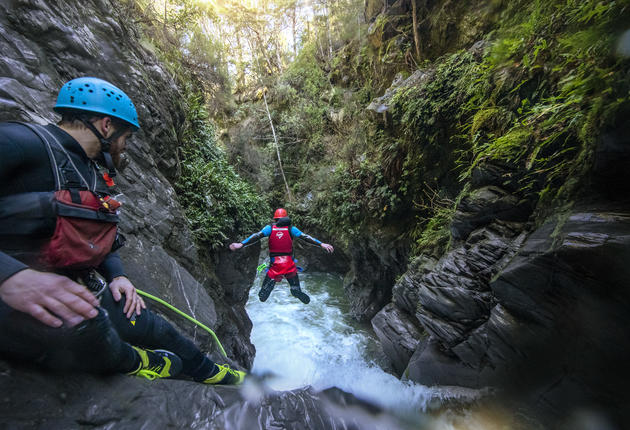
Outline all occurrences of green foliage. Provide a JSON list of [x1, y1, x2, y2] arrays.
[[175, 87, 269, 248], [282, 43, 329, 99], [391, 51, 484, 145], [412, 205, 455, 256], [122, 0, 231, 113], [220, 0, 630, 257], [459, 0, 630, 210], [122, 0, 268, 248]]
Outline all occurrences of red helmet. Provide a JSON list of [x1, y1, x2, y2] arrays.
[[273, 208, 288, 219]]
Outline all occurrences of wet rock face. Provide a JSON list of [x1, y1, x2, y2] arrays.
[[450, 186, 531, 241], [0, 0, 255, 367], [414, 222, 527, 347], [373, 155, 630, 423], [344, 229, 410, 322], [0, 360, 412, 430], [371, 303, 425, 376]]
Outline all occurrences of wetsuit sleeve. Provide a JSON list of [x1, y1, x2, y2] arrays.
[[0, 252, 28, 285], [0, 126, 31, 284], [291, 226, 322, 245], [97, 252, 127, 282], [241, 225, 272, 245]]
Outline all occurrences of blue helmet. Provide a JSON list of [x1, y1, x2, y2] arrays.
[[54, 77, 140, 130]]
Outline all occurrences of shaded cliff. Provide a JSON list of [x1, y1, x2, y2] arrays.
[[365, 1, 630, 425], [374, 149, 630, 426]]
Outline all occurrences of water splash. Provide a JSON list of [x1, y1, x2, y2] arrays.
[[246, 271, 437, 415]]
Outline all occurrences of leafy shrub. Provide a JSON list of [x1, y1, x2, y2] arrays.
[[176, 88, 269, 248]]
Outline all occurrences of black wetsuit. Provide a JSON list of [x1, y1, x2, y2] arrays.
[[0, 122, 215, 379]]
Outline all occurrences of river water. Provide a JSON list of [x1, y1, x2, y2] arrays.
[[245, 270, 446, 416]]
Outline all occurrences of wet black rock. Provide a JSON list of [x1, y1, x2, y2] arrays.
[[344, 228, 410, 322], [394, 206, 630, 424], [371, 303, 425, 376], [450, 186, 531, 241], [392, 255, 438, 316], [374, 144, 630, 425], [414, 222, 527, 347], [0, 360, 415, 430]]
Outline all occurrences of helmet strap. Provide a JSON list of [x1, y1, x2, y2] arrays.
[[79, 117, 125, 178]]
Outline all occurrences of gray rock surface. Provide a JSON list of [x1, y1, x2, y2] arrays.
[[371, 303, 425, 376], [343, 227, 410, 322], [0, 360, 413, 430], [450, 186, 531, 241], [414, 221, 527, 347], [374, 148, 630, 425]]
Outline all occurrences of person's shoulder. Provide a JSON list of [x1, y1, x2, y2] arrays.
[[0, 121, 41, 149], [0, 121, 28, 137]]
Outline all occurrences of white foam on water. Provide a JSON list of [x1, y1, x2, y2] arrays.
[[246, 270, 437, 414]]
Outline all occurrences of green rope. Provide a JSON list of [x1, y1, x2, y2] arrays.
[[256, 261, 269, 273], [136, 289, 227, 358]]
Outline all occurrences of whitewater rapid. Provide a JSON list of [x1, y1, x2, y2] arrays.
[[246, 270, 440, 414]]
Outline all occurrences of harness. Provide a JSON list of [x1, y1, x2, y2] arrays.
[[0, 123, 121, 271]]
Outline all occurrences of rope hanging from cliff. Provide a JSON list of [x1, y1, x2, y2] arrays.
[[136, 289, 228, 358]]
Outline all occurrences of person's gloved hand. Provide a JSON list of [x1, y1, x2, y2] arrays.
[[321, 243, 334, 253], [0, 269, 99, 327], [109, 276, 145, 319], [229, 242, 243, 251]]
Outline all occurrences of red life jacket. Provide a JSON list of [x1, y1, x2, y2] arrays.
[[269, 224, 293, 255]]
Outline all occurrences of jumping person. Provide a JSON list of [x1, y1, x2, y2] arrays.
[[0, 77, 244, 385], [229, 208, 334, 304]]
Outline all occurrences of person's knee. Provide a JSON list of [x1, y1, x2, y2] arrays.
[[287, 274, 300, 288], [48, 308, 126, 372]]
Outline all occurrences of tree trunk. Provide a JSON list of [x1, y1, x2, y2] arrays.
[[412, 0, 421, 59], [291, 4, 297, 57], [324, 0, 333, 60], [250, 27, 275, 74], [275, 36, 283, 73]]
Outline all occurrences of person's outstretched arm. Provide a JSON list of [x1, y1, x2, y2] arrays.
[[291, 227, 334, 253], [229, 225, 271, 251]]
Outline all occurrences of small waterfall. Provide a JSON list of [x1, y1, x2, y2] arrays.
[[246, 270, 441, 415]]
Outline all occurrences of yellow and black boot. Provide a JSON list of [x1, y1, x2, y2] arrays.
[[202, 364, 246, 385], [127, 346, 183, 380]]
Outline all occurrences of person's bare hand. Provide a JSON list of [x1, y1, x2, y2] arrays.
[[229, 242, 243, 251], [321, 243, 334, 253], [0, 269, 99, 328], [109, 276, 145, 319]]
